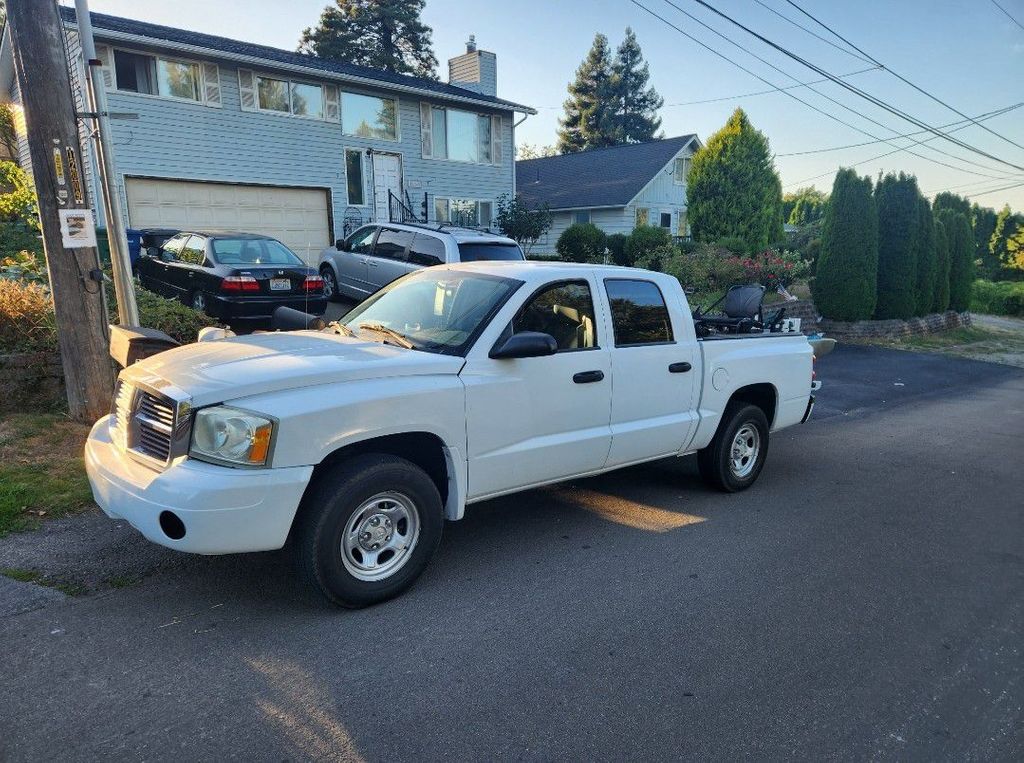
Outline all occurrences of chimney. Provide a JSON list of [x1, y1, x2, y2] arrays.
[[448, 35, 497, 97]]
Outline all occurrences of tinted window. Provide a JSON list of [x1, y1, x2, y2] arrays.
[[212, 238, 304, 266], [511, 281, 597, 351], [179, 236, 206, 266], [409, 234, 446, 267], [347, 227, 376, 255], [605, 279, 674, 346], [458, 242, 524, 262], [373, 229, 413, 261]]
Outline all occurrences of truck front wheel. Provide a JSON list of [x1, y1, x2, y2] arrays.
[[293, 454, 444, 607], [697, 403, 770, 492]]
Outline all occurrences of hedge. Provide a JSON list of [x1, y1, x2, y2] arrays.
[[556, 223, 606, 263]]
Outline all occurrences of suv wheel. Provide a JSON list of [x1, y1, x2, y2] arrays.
[[320, 267, 340, 302]]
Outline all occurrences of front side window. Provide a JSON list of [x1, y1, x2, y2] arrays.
[[347, 226, 377, 254], [373, 229, 413, 261], [605, 279, 674, 346], [345, 150, 365, 205], [342, 92, 398, 140], [161, 233, 188, 256], [511, 281, 597, 351], [179, 236, 206, 266]]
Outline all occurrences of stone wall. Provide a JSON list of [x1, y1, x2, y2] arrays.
[[818, 311, 971, 340], [0, 352, 65, 413], [772, 299, 820, 332]]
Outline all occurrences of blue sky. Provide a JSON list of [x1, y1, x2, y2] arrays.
[[83, 0, 1024, 210]]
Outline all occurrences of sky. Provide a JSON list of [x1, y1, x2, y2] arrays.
[[79, 0, 1024, 211]]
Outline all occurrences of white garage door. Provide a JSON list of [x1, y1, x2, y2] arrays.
[[125, 178, 330, 264]]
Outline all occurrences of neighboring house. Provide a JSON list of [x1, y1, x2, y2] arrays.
[[0, 10, 534, 262], [515, 135, 701, 254]]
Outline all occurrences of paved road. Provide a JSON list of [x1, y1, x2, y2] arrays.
[[1, 347, 1022, 761]]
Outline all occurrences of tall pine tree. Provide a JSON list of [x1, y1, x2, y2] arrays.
[[932, 217, 951, 313], [913, 195, 937, 316], [299, 0, 438, 78], [557, 34, 617, 153], [947, 212, 975, 311], [874, 172, 919, 319], [971, 204, 1000, 278], [611, 28, 663, 144]]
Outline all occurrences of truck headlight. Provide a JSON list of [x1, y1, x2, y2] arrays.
[[190, 406, 275, 467]]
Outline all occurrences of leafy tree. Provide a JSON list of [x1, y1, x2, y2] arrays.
[[971, 204, 999, 278], [938, 211, 973, 311], [874, 172, 919, 319], [610, 28, 663, 144], [516, 143, 557, 160], [0, 105, 16, 166], [557, 34, 617, 153], [1005, 225, 1024, 271], [556, 223, 607, 263], [783, 187, 828, 226], [812, 168, 877, 320], [687, 108, 784, 252], [606, 233, 629, 265], [932, 217, 950, 312], [299, 0, 437, 78], [494, 193, 552, 257], [913, 195, 936, 316], [623, 225, 671, 266], [0, 161, 37, 228], [990, 204, 1023, 271]]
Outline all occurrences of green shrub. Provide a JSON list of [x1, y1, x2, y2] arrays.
[[113, 282, 221, 344], [942, 211, 975, 312], [971, 280, 1024, 316], [677, 239, 699, 255], [646, 243, 745, 301], [1, 249, 48, 283], [0, 279, 56, 353], [0, 222, 43, 261], [606, 233, 629, 266], [556, 223, 607, 263], [624, 226, 671, 266], [737, 249, 810, 289], [874, 172, 919, 319], [714, 236, 749, 255]]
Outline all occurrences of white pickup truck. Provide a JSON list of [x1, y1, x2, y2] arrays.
[[86, 262, 816, 607]]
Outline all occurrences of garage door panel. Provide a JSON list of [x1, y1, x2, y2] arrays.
[[126, 178, 329, 265]]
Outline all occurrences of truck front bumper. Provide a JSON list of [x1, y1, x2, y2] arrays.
[[85, 415, 313, 554]]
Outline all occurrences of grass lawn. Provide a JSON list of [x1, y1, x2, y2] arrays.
[[853, 323, 1024, 368], [0, 412, 94, 537]]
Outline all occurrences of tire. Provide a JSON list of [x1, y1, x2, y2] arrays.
[[697, 403, 770, 493], [320, 266, 341, 302], [189, 290, 207, 314], [293, 454, 444, 607]]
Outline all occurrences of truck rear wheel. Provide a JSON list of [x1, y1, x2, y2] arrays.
[[697, 403, 769, 493], [293, 454, 444, 607]]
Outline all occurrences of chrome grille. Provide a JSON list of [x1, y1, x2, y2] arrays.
[[109, 380, 185, 466], [111, 380, 134, 449]]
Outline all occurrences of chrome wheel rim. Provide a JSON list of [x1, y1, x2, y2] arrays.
[[341, 492, 420, 582], [730, 423, 760, 479], [191, 292, 205, 311], [322, 270, 335, 298]]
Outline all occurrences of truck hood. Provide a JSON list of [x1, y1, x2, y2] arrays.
[[121, 330, 465, 407]]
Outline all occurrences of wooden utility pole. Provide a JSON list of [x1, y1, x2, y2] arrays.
[[8, 0, 114, 421]]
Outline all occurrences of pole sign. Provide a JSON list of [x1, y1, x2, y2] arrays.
[[58, 208, 97, 249], [66, 146, 85, 205], [52, 146, 69, 205]]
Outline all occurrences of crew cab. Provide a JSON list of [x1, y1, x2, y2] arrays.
[[318, 222, 524, 301], [85, 262, 816, 608]]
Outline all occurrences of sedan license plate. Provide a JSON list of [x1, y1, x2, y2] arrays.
[[270, 278, 291, 291]]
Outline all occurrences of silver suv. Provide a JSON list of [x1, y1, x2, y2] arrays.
[[318, 222, 524, 301]]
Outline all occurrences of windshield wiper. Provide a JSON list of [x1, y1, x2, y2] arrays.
[[356, 321, 415, 349], [328, 321, 356, 338]]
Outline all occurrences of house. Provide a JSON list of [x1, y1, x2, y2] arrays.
[[515, 135, 701, 254], [0, 9, 534, 262]]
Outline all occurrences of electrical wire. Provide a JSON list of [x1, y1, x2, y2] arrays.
[[752, 0, 873, 65], [989, 0, 1024, 32]]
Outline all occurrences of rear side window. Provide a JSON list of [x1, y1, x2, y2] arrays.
[[408, 234, 446, 267], [373, 228, 413, 261], [457, 242, 524, 262], [605, 279, 674, 346]]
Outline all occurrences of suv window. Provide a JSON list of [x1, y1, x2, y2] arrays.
[[347, 226, 377, 255], [457, 242, 524, 262], [409, 234, 446, 267], [179, 236, 207, 266], [373, 228, 413, 261], [605, 279, 674, 346], [511, 281, 597, 351]]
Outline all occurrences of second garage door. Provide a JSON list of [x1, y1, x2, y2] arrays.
[[125, 178, 330, 264]]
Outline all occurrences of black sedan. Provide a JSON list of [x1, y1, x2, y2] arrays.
[[137, 231, 327, 321]]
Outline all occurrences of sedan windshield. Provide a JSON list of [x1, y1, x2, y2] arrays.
[[338, 270, 521, 354], [212, 238, 304, 266]]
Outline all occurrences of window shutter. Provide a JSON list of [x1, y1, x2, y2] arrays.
[[238, 69, 257, 111], [420, 102, 432, 158], [202, 63, 221, 107], [324, 84, 339, 121], [95, 44, 115, 90], [491, 115, 502, 166]]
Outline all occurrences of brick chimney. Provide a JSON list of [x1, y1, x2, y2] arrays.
[[448, 35, 497, 97]]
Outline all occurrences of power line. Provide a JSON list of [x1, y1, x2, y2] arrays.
[[989, 0, 1024, 32], [963, 180, 1024, 200], [782, 0, 1024, 153], [751, 0, 872, 65], [680, 0, 1024, 173]]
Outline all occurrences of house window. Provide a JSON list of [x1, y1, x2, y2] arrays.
[[673, 156, 691, 184], [114, 50, 200, 101], [635, 207, 649, 227], [434, 198, 492, 227], [257, 76, 290, 112], [574, 210, 591, 225], [256, 76, 323, 118], [424, 106, 500, 164], [342, 92, 398, 140], [660, 212, 672, 229], [345, 150, 365, 206], [291, 82, 324, 119]]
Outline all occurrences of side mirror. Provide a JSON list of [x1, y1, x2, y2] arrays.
[[159, 251, 175, 262], [489, 331, 558, 359], [335, 238, 345, 250]]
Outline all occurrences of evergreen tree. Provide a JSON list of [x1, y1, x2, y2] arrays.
[[610, 28, 663, 144], [947, 211, 975, 311], [933, 217, 951, 312], [788, 188, 828, 226], [932, 191, 971, 219], [557, 34, 617, 153], [971, 204, 999, 278], [913, 195, 937, 316], [874, 172, 920, 319], [813, 168, 877, 320], [299, 0, 437, 78], [687, 108, 784, 251]]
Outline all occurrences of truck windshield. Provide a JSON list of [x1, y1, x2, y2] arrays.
[[457, 242, 524, 262], [338, 270, 521, 355]]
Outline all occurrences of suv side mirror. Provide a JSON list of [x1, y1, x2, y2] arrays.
[[335, 238, 345, 250], [489, 331, 558, 359]]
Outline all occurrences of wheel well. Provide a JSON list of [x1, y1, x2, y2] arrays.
[[310, 432, 449, 506], [727, 383, 777, 427]]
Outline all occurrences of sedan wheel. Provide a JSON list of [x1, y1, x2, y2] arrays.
[[190, 291, 206, 313]]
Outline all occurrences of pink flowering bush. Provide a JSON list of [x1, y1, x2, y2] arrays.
[[736, 249, 809, 288]]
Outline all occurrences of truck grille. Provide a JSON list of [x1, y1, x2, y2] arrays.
[[110, 380, 186, 466]]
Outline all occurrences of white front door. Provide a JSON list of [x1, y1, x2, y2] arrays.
[[372, 152, 403, 223]]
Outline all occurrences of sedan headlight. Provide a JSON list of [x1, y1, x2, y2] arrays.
[[189, 406, 275, 467]]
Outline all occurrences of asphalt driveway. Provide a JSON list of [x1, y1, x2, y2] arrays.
[[1, 346, 1022, 761]]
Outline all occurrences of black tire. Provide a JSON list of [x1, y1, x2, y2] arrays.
[[293, 454, 444, 607], [697, 403, 770, 493], [189, 290, 207, 314], [320, 266, 341, 302]]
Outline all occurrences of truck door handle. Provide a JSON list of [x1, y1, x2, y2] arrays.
[[669, 362, 692, 373], [573, 370, 604, 384]]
